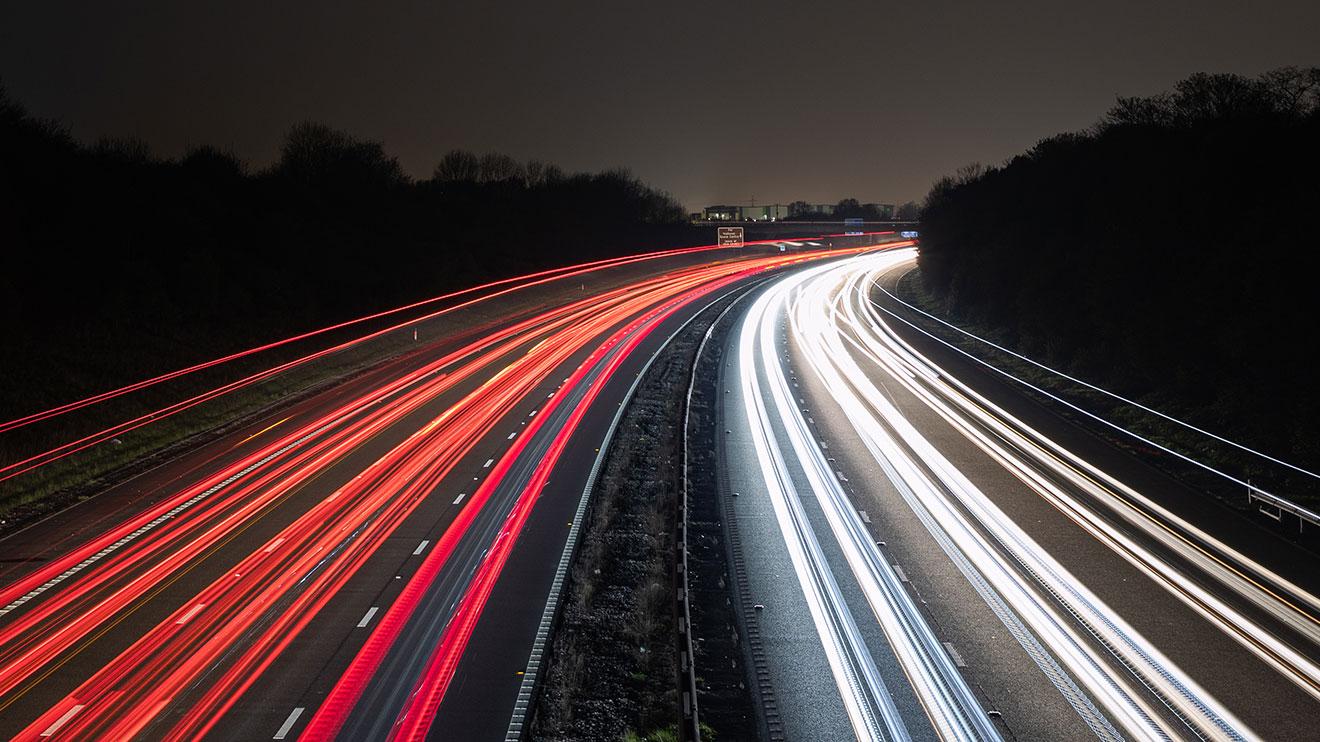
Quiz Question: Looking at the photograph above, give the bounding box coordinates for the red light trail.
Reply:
[0,238,886,740]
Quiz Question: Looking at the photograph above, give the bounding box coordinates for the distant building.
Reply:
[742,204,791,221]
[702,203,791,221]
[703,205,742,221]
[702,202,896,221]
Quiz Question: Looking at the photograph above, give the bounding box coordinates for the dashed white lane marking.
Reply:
[175,603,206,625]
[453,493,466,505]
[0,420,339,619]
[273,707,304,739]
[893,564,910,583]
[484,459,494,468]
[40,704,84,737]
[356,606,379,628]
[943,641,968,668]
[413,540,430,556]
[507,432,517,440]
[528,409,538,417]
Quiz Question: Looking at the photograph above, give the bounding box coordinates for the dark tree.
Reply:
[0,88,691,433]
[833,197,862,217]
[432,149,481,182]
[274,122,407,191]
[917,66,1320,493]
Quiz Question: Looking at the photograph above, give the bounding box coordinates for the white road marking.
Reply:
[40,704,84,737]
[273,707,304,739]
[175,603,206,625]
[454,493,466,505]
[414,540,430,556]
[357,606,379,628]
[943,642,968,668]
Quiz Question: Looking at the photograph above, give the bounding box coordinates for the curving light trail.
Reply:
[738,248,997,742]
[847,255,1320,714]
[0,241,883,740]
[0,234,893,483]
[739,248,1320,741]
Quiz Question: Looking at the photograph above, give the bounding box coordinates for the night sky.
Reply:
[2,1,1317,210]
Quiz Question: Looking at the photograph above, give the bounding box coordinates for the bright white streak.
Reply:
[784,250,1260,741]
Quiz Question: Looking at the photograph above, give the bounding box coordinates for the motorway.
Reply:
[0,239,884,740]
[6,239,1315,741]
[719,248,1320,740]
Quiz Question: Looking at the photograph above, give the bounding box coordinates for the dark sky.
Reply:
[2,1,1317,210]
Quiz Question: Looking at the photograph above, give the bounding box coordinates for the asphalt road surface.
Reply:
[0,239,888,741]
[718,248,1320,740]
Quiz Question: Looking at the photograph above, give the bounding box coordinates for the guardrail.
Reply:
[678,283,766,741]
[504,289,736,741]
[871,280,1320,537]
[1247,484,1320,532]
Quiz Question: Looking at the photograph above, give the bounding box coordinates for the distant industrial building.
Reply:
[700,202,895,221]
[702,204,789,221]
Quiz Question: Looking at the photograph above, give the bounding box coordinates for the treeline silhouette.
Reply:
[786,199,893,221]
[0,87,692,418]
[919,67,1320,478]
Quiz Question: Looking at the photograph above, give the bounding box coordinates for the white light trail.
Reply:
[739,260,1001,741]
[758,248,1306,741]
